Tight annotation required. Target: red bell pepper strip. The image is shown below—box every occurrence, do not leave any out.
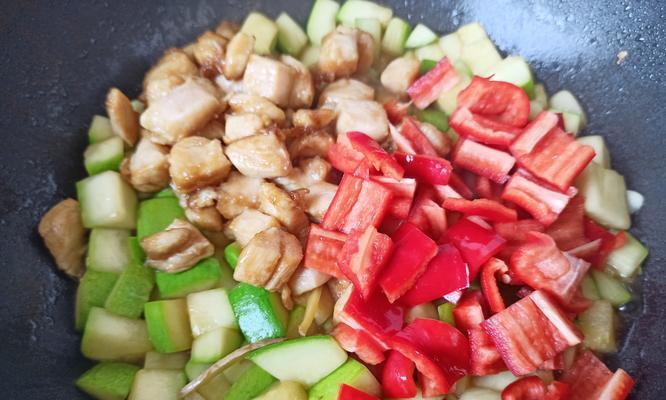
[379,214,404,237]
[328,134,365,174]
[347,131,405,180]
[370,176,417,220]
[540,352,565,371]
[545,195,588,251]
[337,384,380,400]
[389,122,418,154]
[584,217,626,269]
[545,382,571,400]
[510,111,560,157]
[480,258,509,313]
[501,376,569,400]
[474,175,502,201]
[449,107,522,147]
[393,152,452,185]
[352,158,374,179]
[399,244,469,307]
[447,171,475,200]
[481,290,582,375]
[443,197,518,222]
[457,76,531,128]
[399,117,439,156]
[468,327,507,376]
[339,289,405,349]
[389,336,451,396]
[332,323,386,365]
[453,139,516,184]
[338,225,394,298]
[442,217,506,281]
[407,57,459,109]
[383,97,410,124]
[565,239,602,259]
[304,224,348,279]
[382,350,417,398]
[494,219,545,242]
[501,172,573,226]
[321,174,364,231]
[560,349,634,400]
[379,222,438,303]
[452,290,488,332]
[510,232,590,304]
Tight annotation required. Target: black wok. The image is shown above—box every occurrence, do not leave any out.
[0,0,664,398]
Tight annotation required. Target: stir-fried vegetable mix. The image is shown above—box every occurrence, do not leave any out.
[38,1,647,399]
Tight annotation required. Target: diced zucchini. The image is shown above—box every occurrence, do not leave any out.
[81,307,153,362]
[224,242,241,269]
[581,274,600,300]
[337,0,393,28]
[416,109,449,132]
[86,228,131,273]
[276,12,308,56]
[460,388,502,400]
[131,99,146,114]
[457,22,489,44]
[76,362,140,400]
[591,270,632,306]
[436,73,472,115]
[415,43,445,61]
[213,250,236,291]
[577,300,617,353]
[381,17,411,56]
[606,232,648,278]
[156,258,222,299]
[307,0,340,45]
[307,358,379,399]
[460,38,502,76]
[255,381,307,400]
[197,372,232,399]
[143,351,189,370]
[190,327,243,363]
[187,288,238,337]
[439,32,462,63]
[453,60,473,78]
[299,45,320,67]
[489,56,534,98]
[240,12,278,55]
[128,369,187,400]
[405,23,438,49]
[144,299,193,353]
[226,363,276,400]
[229,283,287,343]
[77,171,137,229]
[437,302,455,325]
[575,163,631,230]
[84,136,124,176]
[355,18,382,56]
[153,187,176,199]
[549,90,587,127]
[185,359,211,382]
[529,83,549,120]
[626,190,644,214]
[88,115,114,144]
[76,270,120,331]
[286,305,308,338]
[473,371,519,392]
[419,59,438,75]
[576,135,611,168]
[136,197,184,239]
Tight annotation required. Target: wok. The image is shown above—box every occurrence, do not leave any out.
[0,0,664,398]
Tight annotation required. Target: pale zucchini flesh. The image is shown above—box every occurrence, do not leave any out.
[415,43,445,61]
[86,228,131,274]
[405,23,438,49]
[77,171,137,229]
[575,162,631,230]
[439,32,462,63]
[307,0,340,45]
[577,300,617,353]
[489,56,534,98]
[381,17,411,56]
[606,232,648,278]
[591,270,632,306]
[84,135,124,176]
[276,12,308,56]
[240,12,278,55]
[337,0,393,28]
[88,115,114,144]
[577,135,611,168]
[460,38,502,76]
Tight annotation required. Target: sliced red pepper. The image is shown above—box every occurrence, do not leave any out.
[540,352,565,371]
[510,111,595,191]
[584,218,626,269]
[337,384,380,400]
[565,239,602,260]
[379,214,404,237]
[474,175,502,201]
[339,289,405,348]
[494,219,545,243]
[399,117,439,156]
[501,376,563,400]
[383,97,410,124]
[407,188,448,240]
[442,217,506,281]
[501,172,573,226]
[480,258,509,313]
[545,381,570,400]
[389,122,418,154]
[389,336,450,396]
[370,176,417,220]
[545,195,587,251]
[453,139,516,184]
[457,76,531,128]
[304,224,348,279]
[332,323,386,365]
[510,232,590,304]
[352,158,374,179]
[393,152,452,185]
[447,171,476,200]
[321,174,364,231]
[328,134,364,174]
[468,326,506,376]
[407,57,459,109]
[347,131,405,180]
[449,107,522,147]
[453,290,488,332]
[560,349,635,400]
[481,290,582,375]
[379,222,438,303]
[382,350,417,398]
[338,225,394,298]
[443,198,518,222]
[399,244,469,307]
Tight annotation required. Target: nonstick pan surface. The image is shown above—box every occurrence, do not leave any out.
[0,1,664,398]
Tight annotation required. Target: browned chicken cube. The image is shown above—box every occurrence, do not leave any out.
[128,137,170,193]
[287,130,334,160]
[319,26,359,78]
[216,171,265,219]
[169,136,231,193]
[243,55,296,108]
[292,109,337,130]
[141,219,214,273]
[356,30,376,75]
[223,32,255,80]
[224,133,291,178]
[335,99,389,141]
[318,78,374,108]
[225,208,281,246]
[280,55,314,109]
[185,207,224,232]
[38,199,86,279]
[227,93,286,125]
[380,56,421,95]
[192,31,228,76]
[258,182,309,241]
[106,88,139,146]
[223,113,265,144]
[143,49,198,92]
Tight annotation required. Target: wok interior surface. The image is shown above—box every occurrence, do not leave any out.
[0,1,664,398]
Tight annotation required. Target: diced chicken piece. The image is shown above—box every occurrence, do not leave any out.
[140,79,222,145]
[215,21,240,41]
[319,26,359,78]
[243,55,296,108]
[274,157,332,192]
[380,56,421,95]
[185,206,224,232]
[106,88,139,146]
[336,99,389,141]
[292,109,337,130]
[318,78,375,108]
[288,130,334,160]
[290,267,332,296]
[141,219,214,273]
[417,121,452,157]
[128,137,170,193]
[144,75,186,105]
[192,31,228,76]
[304,181,338,223]
[143,49,198,91]
[169,136,231,192]
[214,74,245,94]
[227,93,285,125]
[224,133,292,178]
[225,208,280,246]
[234,227,303,291]
[38,199,86,279]
[281,286,294,311]
[281,55,314,109]
[356,31,376,75]
[197,120,225,140]
[216,171,265,219]
[186,187,219,209]
[223,113,265,144]
[223,32,255,80]
[259,182,310,241]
